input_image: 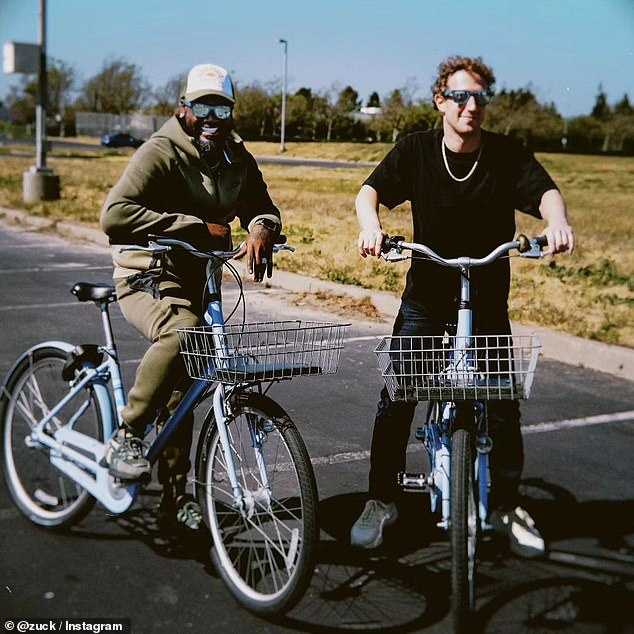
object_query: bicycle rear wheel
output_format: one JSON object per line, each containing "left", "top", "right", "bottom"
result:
{"left": 450, "top": 426, "right": 478, "bottom": 633}
{"left": 1, "top": 345, "right": 103, "bottom": 528}
{"left": 196, "top": 391, "right": 319, "bottom": 615}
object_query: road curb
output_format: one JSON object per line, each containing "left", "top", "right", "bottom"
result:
{"left": 1, "top": 205, "right": 632, "bottom": 382}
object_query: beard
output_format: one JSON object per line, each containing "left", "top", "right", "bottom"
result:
{"left": 193, "top": 137, "right": 216, "bottom": 157}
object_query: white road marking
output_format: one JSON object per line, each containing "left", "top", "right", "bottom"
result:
{"left": 523, "top": 410, "right": 634, "bottom": 435}
{"left": 0, "top": 265, "right": 111, "bottom": 274}
{"left": 0, "top": 301, "right": 84, "bottom": 312}
{"left": 309, "top": 409, "right": 634, "bottom": 466}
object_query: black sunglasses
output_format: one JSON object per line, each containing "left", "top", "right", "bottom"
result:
{"left": 443, "top": 90, "right": 494, "bottom": 106}
{"left": 182, "top": 99, "right": 233, "bottom": 120}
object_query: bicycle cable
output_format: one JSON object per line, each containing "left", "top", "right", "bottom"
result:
{"left": 200, "top": 252, "right": 247, "bottom": 327}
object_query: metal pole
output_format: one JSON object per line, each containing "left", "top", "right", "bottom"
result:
{"left": 279, "top": 38, "right": 287, "bottom": 153}
{"left": 36, "top": 0, "right": 47, "bottom": 169}
{"left": 23, "top": 0, "right": 60, "bottom": 202}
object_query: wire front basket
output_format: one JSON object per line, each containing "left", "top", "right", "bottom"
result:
{"left": 178, "top": 321, "right": 349, "bottom": 383}
{"left": 375, "top": 334, "right": 541, "bottom": 402}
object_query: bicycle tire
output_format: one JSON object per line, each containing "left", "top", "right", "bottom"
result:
{"left": 1, "top": 345, "right": 104, "bottom": 528}
{"left": 196, "top": 391, "right": 319, "bottom": 615}
{"left": 450, "top": 426, "right": 478, "bottom": 633}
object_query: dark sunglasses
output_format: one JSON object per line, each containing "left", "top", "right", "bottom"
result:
{"left": 183, "top": 99, "right": 233, "bottom": 120}
{"left": 443, "top": 90, "right": 494, "bottom": 106}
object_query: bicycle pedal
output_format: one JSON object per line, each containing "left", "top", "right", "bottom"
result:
{"left": 398, "top": 472, "right": 429, "bottom": 492}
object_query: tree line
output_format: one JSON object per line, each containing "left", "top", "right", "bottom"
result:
{"left": 2, "top": 56, "right": 634, "bottom": 154}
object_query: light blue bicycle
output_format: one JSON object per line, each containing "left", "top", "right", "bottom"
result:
{"left": 0, "top": 237, "right": 348, "bottom": 614}
{"left": 374, "top": 233, "right": 545, "bottom": 632}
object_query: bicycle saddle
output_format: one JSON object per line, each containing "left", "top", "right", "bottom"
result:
{"left": 70, "top": 282, "right": 117, "bottom": 303}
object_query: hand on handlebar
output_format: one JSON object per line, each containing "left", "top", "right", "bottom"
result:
{"left": 358, "top": 227, "right": 387, "bottom": 258}
{"left": 541, "top": 221, "right": 575, "bottom": 256}
{"left": 234, "top": 224, "right": 276, "bottom": 282}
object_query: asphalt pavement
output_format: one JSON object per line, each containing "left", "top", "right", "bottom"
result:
{"left": 0, "top": 221, "right": 633, "bottom": 633}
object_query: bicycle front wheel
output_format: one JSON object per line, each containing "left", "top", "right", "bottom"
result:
{"left": 196, "top": 391, "right": 319, "bottom": 615}
{"left": 450, "top": 426, "right": 478, "bottom": 633}
{"left": 1, "top": 345, "right": 103, "bottom": 528}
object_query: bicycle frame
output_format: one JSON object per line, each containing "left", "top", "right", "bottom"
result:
{"left": 450, "top": 262, "right": 491, "bottom": 532}
{"left": 423, "top": 278, "right": 492, "bottom": 533}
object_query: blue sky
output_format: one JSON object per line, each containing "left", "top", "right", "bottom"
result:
{"left": 1, "top": 0, "right": 632, "bottom": 117}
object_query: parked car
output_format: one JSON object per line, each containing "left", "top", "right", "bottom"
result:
{"left": 101, "top": 132, "right": 144, "bottom": 148}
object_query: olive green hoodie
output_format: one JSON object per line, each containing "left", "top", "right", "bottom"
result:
{"left": 100, "top": 115, "right": 280, "bottom": 278}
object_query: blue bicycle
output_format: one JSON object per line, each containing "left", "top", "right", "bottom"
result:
{"left": 0, "top": 237, "right": 348, "bottom": 614}
{"left": 374, "top": 233, "right": 545, "bottom": 632}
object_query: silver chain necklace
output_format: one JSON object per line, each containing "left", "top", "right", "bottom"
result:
{"left": 441, "top": 137, "right": 483, "bottom": 182}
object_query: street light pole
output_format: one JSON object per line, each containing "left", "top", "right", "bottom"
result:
{"left": 279, "top": 38, "right": 287, "bottom": 153}
{"left": 22, "top": 0, "right": 60, "bottom": 202}
{"left": 36, "top": 0, "right": 47, "bottom": 170}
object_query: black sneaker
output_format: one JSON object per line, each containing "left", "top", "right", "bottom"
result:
{"left": 105, "top": 428, "right": 150, "bottom": 480}
{"left": 491, "top": 505, "right": 546, "bottom": 559}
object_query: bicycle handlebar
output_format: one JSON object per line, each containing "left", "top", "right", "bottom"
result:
{"left": 120, "top": 234, "right": 293, "bottom": 260}
{"left": 381, "top": 233, "right": 547, "bottom": 268}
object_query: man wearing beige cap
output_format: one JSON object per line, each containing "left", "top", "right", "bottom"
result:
{"left": 100, "top": 63, "right": 281, "bottom": 529}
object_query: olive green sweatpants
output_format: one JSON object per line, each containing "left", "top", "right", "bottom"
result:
{"left": 115, "top": 276, "right": 202, "bottom": 499}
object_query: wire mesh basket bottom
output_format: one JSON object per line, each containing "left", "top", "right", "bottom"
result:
{"left": 177, "top": 321, "right": 349, "bottom": 383}
{"left": 375, "top": 334, "right": 541, "bottom": 402}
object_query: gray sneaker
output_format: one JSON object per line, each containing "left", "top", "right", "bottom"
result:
{"left": 350, "top": 500, "right": 398, "bottom": 549}
{"left": 176, "top": 496, "right": 203, "bottom": 531}
{"left": 105, "top": 428, "right": 150, "bottom": 480}
{"left": 491, "top": 505, "right": 546, "bottom": 558}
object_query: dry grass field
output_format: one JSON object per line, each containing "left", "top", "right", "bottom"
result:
{"left": 0, "top": 141, "right": 632, "bottom": 347}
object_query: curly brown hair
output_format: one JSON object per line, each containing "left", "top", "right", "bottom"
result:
{"left": 431, "top": 56, "right": 496, "bottom": 96}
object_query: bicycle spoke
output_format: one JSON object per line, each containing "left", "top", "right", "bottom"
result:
{"left": 2, "top": 348, "right": 103, "bottom": 527}
{"left": 199, "top": 394, "right": 318, "bottom": 613}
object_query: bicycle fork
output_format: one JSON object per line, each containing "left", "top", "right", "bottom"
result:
{"left": 400, "top": 401, "right": 492, "bottom": 532}
{"left": 212, "top": 385, "right": 273, "bottom": 518}
{"left": 474, "top": 402, "right": 492, "bottom": 531}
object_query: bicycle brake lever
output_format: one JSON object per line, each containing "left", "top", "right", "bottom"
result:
{"left": 383, "top": 250, "right": 409, "bottom": 262}
{"left": 273, "top": 244, "right": 295, "bottom": 253}
{"left": 119, "top": 242, "right": 171, "bottom": 254}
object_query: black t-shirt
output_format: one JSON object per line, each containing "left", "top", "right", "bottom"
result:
{"left": 365, "top": 128, "right": 557, "bottom": 321}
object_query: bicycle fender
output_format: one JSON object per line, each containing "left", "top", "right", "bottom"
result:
{"left": 1, "top": 341, "right": 75, "bottom": 397}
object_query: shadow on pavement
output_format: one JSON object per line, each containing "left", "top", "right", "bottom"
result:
{"left": 65, "top": 479, "right": 633, "bottom": 632}
{"left": 272, "top": 481, "right": 634, "bottom": 632}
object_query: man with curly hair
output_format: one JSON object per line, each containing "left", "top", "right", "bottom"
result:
{"left": 351, "top": 55, "right": 574, "bottom": 556}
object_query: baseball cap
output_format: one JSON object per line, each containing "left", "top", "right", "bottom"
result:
{"left": 183, "top": 64, "right": 235, "bottom": 103}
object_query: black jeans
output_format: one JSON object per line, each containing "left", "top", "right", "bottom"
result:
{"left": 368, "top": 301, "right": 524, "bottom": 510}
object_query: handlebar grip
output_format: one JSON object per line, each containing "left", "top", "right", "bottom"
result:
{"left": 382, "top": 235, "right": 405, "bottom": 253}
{"left": 517, "top": 234, "right": 548, "bottom": 253}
